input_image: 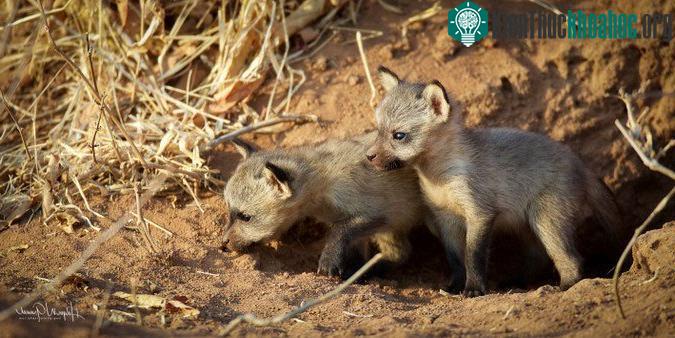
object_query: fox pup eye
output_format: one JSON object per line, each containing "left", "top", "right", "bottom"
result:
{"left": 236, "top": 212, "right": 252, "bottom": 222}
{"left": 392, "top": 132, "right": 407, "bottom": 141}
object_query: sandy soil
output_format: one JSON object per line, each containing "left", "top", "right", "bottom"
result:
{"left": 1, "top": 0, "right": 673, "bottom": 337}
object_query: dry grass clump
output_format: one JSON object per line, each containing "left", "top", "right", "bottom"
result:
{"left": 0, "top": 0, "right": 350, "bottom": 231}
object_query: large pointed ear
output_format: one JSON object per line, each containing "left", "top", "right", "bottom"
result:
{"left": 263, "top": 162, "right": 292, "bottom": 198}
{"left": 377, "top": 65, "right": 400, "bottom": 92}
{"left": 231, "top": 138, "right": 257, "bottom": 159}
{"left": 422, "top": 80, "right": 451, "bottom": 121}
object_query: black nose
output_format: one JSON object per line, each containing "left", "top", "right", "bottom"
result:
{"left": 366, "top": 154, "right": 376, "bottom": 161}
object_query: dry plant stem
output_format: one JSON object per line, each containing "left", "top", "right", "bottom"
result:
{"left": 220, "top": 253, "right": 384, "bottom": 336}
{"left": 0, "top": 0, "right": 19, "bottom": 58}
{"left": 612, "top": 186, "right": 674, "bottom": 319}
{"left": 0, "top": 174, "right": 167, "bottom": 322}
{"left": 206, "top": 115, "right": 317, "bottom": 150}
{"left": 614, "top": 120, "right": 675, "bottom": 180}
{"left": 0, "top": 88, "right": 32, "bottom": 162}
{"left": 355, "top": 31, "right": 377, "bottom": 107}
{"left": 38, "top": 0, "right": 148, "bottom": 168}
{"left": 91, "top": 281, "right": 112, "bottom": 338}
{"left": 134, "top": 181, "right": 157, "bottom": 253}
{"left": 130, "top": 211, "right": 173, "bottom": 237}
{"left": 85, "top": 33, "right": 104, "bottom": 164}
{"left": 131, "top": 279, "right": 143, "bottom": 325}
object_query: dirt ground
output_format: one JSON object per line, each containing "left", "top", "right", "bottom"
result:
{"left": 1, "top": 0, "right": 674, "bottom": 337}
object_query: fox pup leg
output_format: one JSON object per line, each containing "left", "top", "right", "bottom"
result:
{"left": 431, "top": 212, "right": 467, "bottom": 293}
{"left": 463, "top": 213, "right": 495, "bottom": 297}
{"left": 529, "top": 194, "right": 583, "bottom": 290}
{"left": 318, "top": 217, "right": 383, "bottom": 279}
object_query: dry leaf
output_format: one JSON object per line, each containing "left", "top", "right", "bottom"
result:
{"left": 52, "top": 211, "right": 81, "bottom": 234}
{"left": 8, "top": 244, "right": 29, "bottom": 252}
{"left": 113, "top": 291, "right": 165, "bottom": 309}
{"left": 113, "top": 292, "right": 200, "bottom": 318}
{"left": 116, "top": 0, "right": 129, "bottom": 27}
{"left": 0, "top": 194, "right": 32, "bottom": 227}
{"left": 166, "top": 299, "right": 200, "bottom": 319}
{"left": 109, "top": 309, "right": 133, "bottom": 323}
{"left": 209, "top": 77, "right": 265, "bottom": 114}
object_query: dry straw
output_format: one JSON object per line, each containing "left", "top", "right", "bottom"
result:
{"left": 0, "top": 0, "right": 354, "bottom": 231}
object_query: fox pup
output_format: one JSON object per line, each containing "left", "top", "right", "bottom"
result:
{"left": 222, "top": 133, "right": 424, "bottom": 278}
{"left": 366, "top": 66, "right": 622, "bottom": 296}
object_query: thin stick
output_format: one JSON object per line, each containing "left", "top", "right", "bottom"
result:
{"left": 134, "top": 180, "right": 157, "bottom": 253}
{"left": 91, "top": 281, "right": 112, "bottom": 338}
{"left": 355, "top": 31, "right": 377, "bottom": 107}
{"left": 0, "top": 88, "right": 32, "bottom": 162}
{"left": 72, "top": 174, "right": 105, "bottom": 220}
{"left": 0, "top": 174, "right": 167, "bottom": 322}
{"left": 220, "top": 253, "right": 383, "bottom": 335}
{"left": 130, "top": 279, "right": 143, "bottom": 325}
{"left": 613, "top": 186, "right": 674, "bottom": 318}
{"left": 206, "top": 115, "right": 317, "bottom": 150}
{"left": 85, "top": 32, "right": 104, "bottom": 164}
{"left": 614, "top": 120, "right": 675, "bottom": 180}
{"left": 130, "top": 212, "right": 173, "bottom": 237}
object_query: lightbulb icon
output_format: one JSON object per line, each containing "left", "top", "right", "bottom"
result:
{"left": 455, "top": 8, "right": 481, "bottom": 46}
{"left": 449, "top": 1, "right": 487, "bottom": 47}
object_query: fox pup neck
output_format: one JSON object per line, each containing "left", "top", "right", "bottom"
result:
{"left": 416, "top": 118, "right": 476, "bottom": 178}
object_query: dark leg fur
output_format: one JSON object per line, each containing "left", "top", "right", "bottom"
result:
{"left": 463, "top": 215, "right": 494, "bottom": 297}
{"left": 317, "top": 218, "right": 383, "bottom": 279}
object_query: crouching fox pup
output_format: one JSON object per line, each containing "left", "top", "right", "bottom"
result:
{"left": 366, "top": 66, "right": 622, "bottom": 296}
{"left": 222, "top": 133, "right": 424, "bottom": 278}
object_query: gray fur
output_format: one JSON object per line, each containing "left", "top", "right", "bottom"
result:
{"left": 367, "top": 67, "right": 622, "bottom": 296}
{"left": 223, "top": 133, "right": 424, "bottom": 278}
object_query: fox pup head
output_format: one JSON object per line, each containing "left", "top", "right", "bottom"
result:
{"left": 222, "top": 139, "right": 304, "bottom": 252}
{"left": 366, "top": 66, "right": 455, "bottom": 171}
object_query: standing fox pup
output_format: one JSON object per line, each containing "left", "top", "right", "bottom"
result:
{"left": 366, "top": 66, "right": 622, "bottom": 296}
{"left": 222, "top": 133, "right": 424, "bottom": 278}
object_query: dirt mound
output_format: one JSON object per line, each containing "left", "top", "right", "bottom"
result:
{"left": 632, "top": 222, "right": 675, "bottom": 276}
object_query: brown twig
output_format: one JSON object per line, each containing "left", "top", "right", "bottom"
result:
{"left": 133, "top": 179, "right": 157, "bottom": 253}
{"left": 91, "top": 281, "right": 112, "bottom": 338}
{"left": 206, "top": 114, "right": 318, "bottom": 150}
{"left": 614, "top": 121, "right": 675, "bottom": 180}
{"left": 355, "top": 31, "right": 376, "bottom": 108}
{"left": 220, "top": 253, "right": 383, "bottom": 335}
{"left": 85, "top": 32, "right": 104, "bottom": 164}
{"left": 0, "top": 88, "right": 32, "bottom": 162}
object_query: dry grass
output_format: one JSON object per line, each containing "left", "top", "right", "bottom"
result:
{"left": 0, "top": 0, "right": 351, "bottom": 231}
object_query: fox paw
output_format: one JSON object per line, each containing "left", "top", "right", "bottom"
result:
{"left": 462, "top": 288, "right": 485, "bottom": 298}
{"left": 317, "top": 251, "right": 347, "bottom": 278}
{"left": 443, "top": 275, "right": 465, "bottom": 294}
{"left": 462, "top": 281, "right": 486, "bottom": 297}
